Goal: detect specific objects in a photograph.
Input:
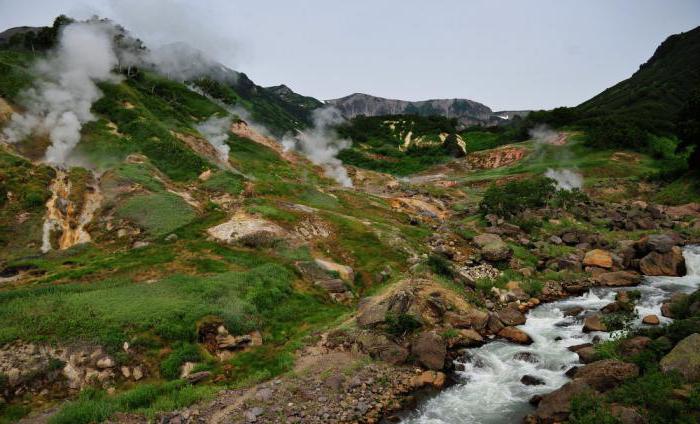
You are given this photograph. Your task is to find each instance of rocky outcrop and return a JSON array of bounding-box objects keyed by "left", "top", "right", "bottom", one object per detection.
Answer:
[
  {"left": 467, "top": 146, "right": 527, "bottom": 169},
  {"left": 660, "top": 333, "right": 700, "bottom": 382},
  {"left": 411, "top": 331, "right": 446, "bottom": 370},
  {"left": 207, "top": 212, "right": 287, "bottom": 246},
  {"left": 325, "top": 93, "right": 496, "bottom": 126}
]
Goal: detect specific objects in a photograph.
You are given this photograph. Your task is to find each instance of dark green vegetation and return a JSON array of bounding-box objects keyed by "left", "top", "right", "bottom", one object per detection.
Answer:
[
  {"left": 335, "top": 115, "right": 456, "bottom": 175},
  {"left": 479, "top": 176, "right": 588, "bottom": 219}
]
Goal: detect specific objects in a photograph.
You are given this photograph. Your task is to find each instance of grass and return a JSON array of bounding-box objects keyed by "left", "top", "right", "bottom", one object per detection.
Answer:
[
  {"left": 200, "top": 171, "right": 244, "bottom": 195},
  {"left": 49, "top": 381, "right": 218, "bottom": 424},
  {"left": 115, "top": 193, "right": 197, "bottom": 237},
  {"left": 0, "top": 264, "right": 295, "bottom": 350},
  {"left": 160, "top": 343, "right": 203, "bottom": 380}
]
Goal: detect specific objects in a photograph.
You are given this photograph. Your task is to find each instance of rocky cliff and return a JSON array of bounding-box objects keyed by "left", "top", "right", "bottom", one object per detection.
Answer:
[{"left": 326, "top": 93, "right": 505, "bottom": 126}]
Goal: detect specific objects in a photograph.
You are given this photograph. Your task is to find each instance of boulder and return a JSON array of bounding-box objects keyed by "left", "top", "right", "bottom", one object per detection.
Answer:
[
  {"left": 610, "top": 404, "right": 646, "bottom": 424},
  {"left": 498, "top": 327, "right": 533, "bottom": 345},
  {"left": 314, "top": 259, "right": 355, "bottom": 282},
  {"left": 356, "top": 298, "right": 389, "bottom": 327},
  {"left": 574, "top": 360, "right": 639, "bottom": 391},
  {"left": 583, "top": 315, "right": 607, "bottom": 333},
  {"left": 486, "top": 313, "right": 505, "bottom": 334},
  {"left": 411, "top": 331, "right": 447, "bottom": 370},
  {"left": 642, "top": 314, "right": 660, "bottom": 325},
  {"left": 534, "top": 380, "right": 597, "bottom": 422},
  {"left": 640, "top": 247, "right": 686, "bottom": 276},
  {"left": 660, "top": 333, "right": 700, "bottom": 382},
  {"left": 444, "top": 308, "right": 489, "bottom": 330},
  {"left": 497, "top": 307, "right": 526, "bottom": 326},
  {"left": 356, "top": 332, "right": 409, "bottom": 365},
  {"left": 448, "top": 328, "right": 485, "bottom": 348},
  {"left": 410, "top": 371, "right": 446, "bottom": 389},
  {"left": 583, "top": 249, "right": 613, "bottom": 269},
  {"left": 521, "top": 375, "right": 545, "bottom": 386},
  {"left": 619, "top": 336, "right": 652, "bottom": 357},
  {"left": 563, "top": 306, "right": 584, "bottom": 317},
  {"left": 473, "top": 233, "right": 512, "bottom": 262},
  {"left": 596, "top": 271, "right": 641, "bottom": 287},
  {"left": 576, "top": 346, "right": 597, "bottom": 364}
]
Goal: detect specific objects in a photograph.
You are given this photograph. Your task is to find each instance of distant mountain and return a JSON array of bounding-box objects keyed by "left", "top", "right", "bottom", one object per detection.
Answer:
[
  {"left": 325, "top": 93, "right": 509, "bottom": 127},
  {"left": 574, "top": 25, "right": 700, "bottom": 133}
]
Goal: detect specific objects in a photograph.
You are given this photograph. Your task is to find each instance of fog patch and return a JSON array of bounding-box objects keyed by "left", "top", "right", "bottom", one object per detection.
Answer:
[
  {"left": 3, "top": 22, "right": 121, "bottom": 164},
  {"left": 282, "top": 107, "right": 353, "bottom": 187}
]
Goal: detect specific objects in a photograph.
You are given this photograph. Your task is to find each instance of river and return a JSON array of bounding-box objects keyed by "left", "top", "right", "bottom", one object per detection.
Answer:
[{"left": 402, "top": 245, "right": 700, "bottom": 424}]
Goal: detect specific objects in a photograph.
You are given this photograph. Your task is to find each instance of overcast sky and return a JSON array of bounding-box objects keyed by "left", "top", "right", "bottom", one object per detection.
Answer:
[{"left": 1, "top": 0, "right": 698, "bottom": 110}]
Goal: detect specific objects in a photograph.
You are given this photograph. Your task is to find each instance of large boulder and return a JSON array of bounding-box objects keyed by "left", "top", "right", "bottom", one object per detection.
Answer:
[
  {"left": 583, "top": 249, "right": 613, "bottom": 269},
  {"left": 639, "top": 246, "right": 686, "bottom": 276},
  {"left": 473, "top": 233, "right": 512, "bottom": 262},
  {"left": 497, "top": 307, "right": 526, "bottom": 326},
  {"left": 574, "top": 359, "right": 639, "bottom": 391},
  {"left": 583, "top": 315, "right": 607, "bottom": 333},
  {"left": 498, "top": 327, "right": 533, "bottom": 345},
  {"left": 411, "top": 331, "right": 447, "bottom": 370},
  {"left": 660, "top": 333, "right": 700, "bottom": 382},
  {"left": 533, "top": 380, "right": 597, "bottom": 422},
  {"left": 355, "top": 332, "right": 409, "bottom": 365},
  {"left": 443, "top": 309, "right": 489, "bottom": 330},
  {"left": 596, "top": 271, "right": 641, "bottom": 287}
]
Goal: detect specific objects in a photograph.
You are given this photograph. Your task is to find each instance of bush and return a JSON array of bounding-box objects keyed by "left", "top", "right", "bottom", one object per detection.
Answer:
[
  {"left": 427, "top": 254, "right": 455, "bottom": 278},
  {"left": 521, "top": 279, "right": 544, "bottom": 297},
  {"left": 569, "top": 394, "right": 620, "bottom": 424},
  {"left": 160, "top": 343, "right": 202, "bottom": 380},
  {"left": 385, "top": 313, "right": 422, "bottom": 337},
  {"left": 479, "top": 177, "right": 556, "bottom": 218}
]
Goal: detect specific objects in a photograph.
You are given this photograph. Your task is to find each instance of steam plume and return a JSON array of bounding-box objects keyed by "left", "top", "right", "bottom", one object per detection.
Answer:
[
  {"left": 3, "top": 22, "right": 121, "bottom": 164},
  {"left": 528, "top": 124, "right": 560, "bottom": 145},
  {"left": 545, "top": 168, "right": 583, "bottom": 191},
  {"left": 282, "top": 107, "right": 353, "bottom": 187},
  {"left": 196, "top": 115, "right": 232, "bottom": 162}
]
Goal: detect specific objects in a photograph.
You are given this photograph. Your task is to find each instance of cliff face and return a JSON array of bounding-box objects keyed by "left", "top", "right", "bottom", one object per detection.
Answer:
[{"left": 325, "top": 93, "right": 501, "bottom": 126}]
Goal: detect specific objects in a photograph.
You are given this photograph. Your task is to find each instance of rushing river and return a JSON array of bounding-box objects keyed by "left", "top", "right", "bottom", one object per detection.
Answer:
[{"left": 402, "top": 245, "right": 700, "bottom": 424}]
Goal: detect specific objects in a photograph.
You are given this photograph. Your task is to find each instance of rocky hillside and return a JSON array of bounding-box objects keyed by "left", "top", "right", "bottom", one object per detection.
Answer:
[
  {"left": 0, "top": 16, "right": 699, "bottom": 424},
  {"left": 326, "top": 93, "right": 505, "bottom": 127}
]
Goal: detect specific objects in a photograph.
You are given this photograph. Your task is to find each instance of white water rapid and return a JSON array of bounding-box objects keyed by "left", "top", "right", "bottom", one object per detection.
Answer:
[{"left": 402, "top": 245, "right": 700, "bottom": 424}]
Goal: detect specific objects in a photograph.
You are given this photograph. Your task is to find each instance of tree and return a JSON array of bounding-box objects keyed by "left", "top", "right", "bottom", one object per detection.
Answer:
[{"left": 676, "top": 92, "right": 700, "bottom": 170}]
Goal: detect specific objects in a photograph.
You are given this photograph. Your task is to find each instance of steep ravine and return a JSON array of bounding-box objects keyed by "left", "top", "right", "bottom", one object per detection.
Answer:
[{"left": 400, "top": 246, "right": 700, "bottom": 424}]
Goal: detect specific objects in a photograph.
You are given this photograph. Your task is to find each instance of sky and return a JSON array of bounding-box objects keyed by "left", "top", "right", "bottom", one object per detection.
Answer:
[{"left": 0, "top": 0, "right": 698, "bottom": 110}]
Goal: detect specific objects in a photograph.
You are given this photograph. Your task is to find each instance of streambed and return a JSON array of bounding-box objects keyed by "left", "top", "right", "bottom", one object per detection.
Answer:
[{"left": 402, "top": 245, "right": 700, "bottom": 424}]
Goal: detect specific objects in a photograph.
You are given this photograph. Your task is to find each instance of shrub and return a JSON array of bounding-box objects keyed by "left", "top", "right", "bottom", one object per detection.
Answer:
[
  {"left": 160, "top": 343, "right": 202, "bottom": 380},
  {"left": 427, "top": 254, "right": 455, "bottom": 278},
  {"left": 521, "top": 279, "right": 544, "bottom": 297},
  {"left": 479, "top": 177, "right": 556, "bottom": 218},
  {"left": 569, "top": 394, "right": 620, "bottom": 424},
  {"left": 385, "top": 313, "right": 422, "bottom": 337}
]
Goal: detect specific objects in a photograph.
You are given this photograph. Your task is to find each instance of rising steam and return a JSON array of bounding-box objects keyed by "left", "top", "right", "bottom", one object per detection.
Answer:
[
  {"left": 3, "top": 22, "right": 121, "bottom": 164},
  {"left": 282, "top": 107, "right": 353, "bottom": 187},
  {"left": 529, "top": 124, "right": 583, "bottom": 191},
  {"left": 545, "top": 168, "right": 583, "bottom": 191},
  {"left": 196, "top": 115, "right": 232, "bottom": 162}
]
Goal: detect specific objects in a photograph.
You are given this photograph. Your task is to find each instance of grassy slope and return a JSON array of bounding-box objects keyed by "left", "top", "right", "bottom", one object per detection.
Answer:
[{"left": 0, "top": 47, "right": 432, "bottom": 423}]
